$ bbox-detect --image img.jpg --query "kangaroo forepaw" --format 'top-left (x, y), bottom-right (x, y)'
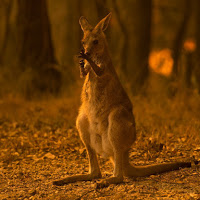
top-left (79, 59), bottom-right (85, 68)
top-left (78, 49), bottom-right (89, 60)
top-left (79, 59), bottom-right (88, 77)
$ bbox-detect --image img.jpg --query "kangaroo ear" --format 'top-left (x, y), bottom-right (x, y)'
top-left (95, 12), bottom-right (112, 32)
top-left (79, 16), bottom-right (93, 32)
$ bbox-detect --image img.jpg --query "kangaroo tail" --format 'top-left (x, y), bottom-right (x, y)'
top-left (124, 160), bottom-right (199, 177)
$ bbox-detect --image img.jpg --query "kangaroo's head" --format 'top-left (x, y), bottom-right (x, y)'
top-left (79, 13), bottom-right (112, 59)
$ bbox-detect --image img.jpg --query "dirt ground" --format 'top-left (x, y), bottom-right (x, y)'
top-left (0, 94), bottom-right (200, 200)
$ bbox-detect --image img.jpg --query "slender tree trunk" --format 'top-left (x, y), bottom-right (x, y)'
top-left (128, 0), bottom-right (152, 94)
top-left (111, 0), bottom-right (152, 95)
top-left (194, 0), bottom-right (200, 93)
top-left (171, 0), bottom-right (192, 79)
top-left (183, 51), bottom-right (194, 88)
top-left (112, 0), bottom-right (129, 74)
top-left (0, 0), bottom-right (12, 65)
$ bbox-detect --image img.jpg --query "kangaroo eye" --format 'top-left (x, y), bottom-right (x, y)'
top-left (93, 40), bottom-right (98, 45)
top-left (82, 41), bottom-right (85, 45)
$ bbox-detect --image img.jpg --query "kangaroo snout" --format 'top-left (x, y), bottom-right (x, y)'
top-left (84, 48), bottom-right (91, 56)
top-left (80, 47), bottom-right (90, 56)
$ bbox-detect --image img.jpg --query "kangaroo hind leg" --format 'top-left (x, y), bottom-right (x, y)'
top-left (96, 107), bottom-right (135, 188)
top-left (53, 113), bottom-right (101, 186)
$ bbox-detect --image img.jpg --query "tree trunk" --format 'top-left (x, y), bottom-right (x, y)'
top-left (112, 0), bottom-right (129, 74)
top-left (182, 51), bottom-right (194, 88)
top-left (125, 0), bottom-right (152, 94)
top-left (171, 0), bottom-right (192, 79)
top-left (95, 0), bottom-right (109, 20)
top-left (17, 0), bottom-right (57, 67)
top-left (0, 0), bottom-right (12, 65)
top-left (194, 0), bottom-right (200, 93)
top-left (16, 0), bottom-right (61, 97)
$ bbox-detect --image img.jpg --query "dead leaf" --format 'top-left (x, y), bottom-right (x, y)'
top-left (43, 152), bottom-right (55, 159)
top-left (194, 147), bottom-right (200, 152)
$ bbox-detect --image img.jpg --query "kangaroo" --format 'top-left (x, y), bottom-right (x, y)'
top-left (53, 13), bottom-right (197, 188)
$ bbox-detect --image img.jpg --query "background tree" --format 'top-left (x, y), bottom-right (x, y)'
top-left (194, 0), bottom-right (200, 93)
top-left (95, 0), bottom-right (109, 19)
top-left (171, 0), bottom-right (192, 79)
top-left (115, 0), bottom-right (152, 94)
top-left (0, 0), bottom-right (12, 65)
top-left (16, 0), bottom-right (61, 97)
top-left (111, 0), bottom-right (129, 75)
top-left (17, 0), bottom-right (56, 68)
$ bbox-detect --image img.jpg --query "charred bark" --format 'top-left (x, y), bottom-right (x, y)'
top-left (112, 0), bottom-right (129, 74)
top-left (194, 0), bottom-right (200, 93)
top-left (0, 0), bottom-right (12, 65)
top-left (171, 0), bottom-right (192, 79)
top-left (129, 0), bottom-right (152, 94)
top-left (17, 0), bottom-right (61, 97)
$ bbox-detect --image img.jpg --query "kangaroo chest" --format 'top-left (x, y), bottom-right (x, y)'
top-left (83, 73), bottom-right (110, 106)
top-left (83, 73), bottom-right (113, 129)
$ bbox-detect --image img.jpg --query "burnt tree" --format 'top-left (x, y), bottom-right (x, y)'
top-left (17, 0), bottom-right (61, 97)
top-left (194, 0), bottom-right (200, 93)
top-left (112, 0), bottom-right (129, 74)
top-left (118, 0), bottom-right (152, 94)
top-left (0, 0), bottom-right (12, 65)
top-left (171, 0), bottom-right (192, 79)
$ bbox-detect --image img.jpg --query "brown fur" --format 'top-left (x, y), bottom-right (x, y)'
top-left (53, 13), bottom-right (195, 188)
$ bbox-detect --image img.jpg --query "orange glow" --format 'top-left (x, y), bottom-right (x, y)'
top-left (149, 49), bottom-right (173, 77)
top-left (184, 38), bottom-right (196, 52)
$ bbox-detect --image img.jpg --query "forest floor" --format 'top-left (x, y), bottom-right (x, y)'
top-left (0, 92), bottom-right (200, 200)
